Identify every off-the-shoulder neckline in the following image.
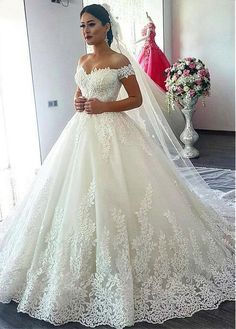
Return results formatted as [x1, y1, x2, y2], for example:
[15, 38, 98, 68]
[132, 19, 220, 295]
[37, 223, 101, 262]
[79, 64, 132, 76]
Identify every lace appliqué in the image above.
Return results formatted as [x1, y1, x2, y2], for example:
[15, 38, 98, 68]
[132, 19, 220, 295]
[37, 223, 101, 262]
[140, 23, 156, 67]
[0, 177, 53, 300]
[95, 112, 152, 161]
[0, 179, 234, 328]
[141, 22, 155, 37]
[75, 67, 121, 102]
[117, 64, 135, 80]
[132, 184, 156, 283]
[74, 112, 89, 146]
[94, 114, 114, 160]
[75, 65, 152, 161]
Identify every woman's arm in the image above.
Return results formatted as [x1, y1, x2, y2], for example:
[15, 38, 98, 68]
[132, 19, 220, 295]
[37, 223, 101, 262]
[74, 86, 82, 99]
[103, 74, 142, 112]
[74, 87, 87, 112]
[74, 55, 88, 112]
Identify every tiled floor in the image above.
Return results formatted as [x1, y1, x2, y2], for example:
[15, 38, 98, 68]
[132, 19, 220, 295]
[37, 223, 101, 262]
[191, 130, 235, 170]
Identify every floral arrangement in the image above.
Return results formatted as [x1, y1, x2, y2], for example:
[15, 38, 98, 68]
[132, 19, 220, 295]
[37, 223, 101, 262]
[164, 57, 211, 112]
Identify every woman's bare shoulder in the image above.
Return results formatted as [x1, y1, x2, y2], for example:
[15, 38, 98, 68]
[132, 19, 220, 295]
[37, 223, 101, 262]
[110, 52, 131, 68]
[78, 54, 91, 66]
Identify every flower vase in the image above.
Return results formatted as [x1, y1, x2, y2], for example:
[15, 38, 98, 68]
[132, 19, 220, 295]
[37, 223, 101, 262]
[179, 96, 199, 158]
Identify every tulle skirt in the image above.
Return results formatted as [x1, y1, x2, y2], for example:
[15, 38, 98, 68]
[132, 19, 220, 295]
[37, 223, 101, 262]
[0, 111, 234, 328]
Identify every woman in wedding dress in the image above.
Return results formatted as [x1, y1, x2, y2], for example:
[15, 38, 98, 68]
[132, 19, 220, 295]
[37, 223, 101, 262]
[0, 4, 234, 329]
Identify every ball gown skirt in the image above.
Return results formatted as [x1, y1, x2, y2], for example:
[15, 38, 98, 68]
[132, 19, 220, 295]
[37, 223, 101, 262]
[0, 64, 234, 329]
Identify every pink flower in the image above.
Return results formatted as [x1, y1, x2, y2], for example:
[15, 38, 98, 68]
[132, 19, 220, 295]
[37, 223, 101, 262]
[189, 90, 196, 97]
[177, 86, 184, 94]
[183, 69, 190, 76]
[189, 63, 196, 69]
[185, 57, 192, 61]
[196, 80, 202, 85]
[199, 69, 207, 77]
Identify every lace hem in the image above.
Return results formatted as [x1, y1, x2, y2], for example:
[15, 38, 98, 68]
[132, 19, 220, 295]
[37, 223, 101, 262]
[0, 181, 234, 328]
[3, 295, 235, 328]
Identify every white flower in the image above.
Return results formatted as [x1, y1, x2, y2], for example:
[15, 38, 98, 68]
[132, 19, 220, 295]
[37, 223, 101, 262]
[184, 76, 192, 83]
[176, 78, 182, 84]
[184, 86, 190, 92]
[177, 70, 182, 75]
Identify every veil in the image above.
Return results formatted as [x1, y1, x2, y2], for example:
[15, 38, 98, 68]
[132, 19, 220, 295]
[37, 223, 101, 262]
[102, 4, 235, 224]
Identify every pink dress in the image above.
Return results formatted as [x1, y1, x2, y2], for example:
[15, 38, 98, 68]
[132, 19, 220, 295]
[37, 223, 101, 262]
[138, 22, 170, 91]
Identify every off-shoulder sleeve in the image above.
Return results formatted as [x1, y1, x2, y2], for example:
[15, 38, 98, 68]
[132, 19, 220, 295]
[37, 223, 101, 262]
[117, 64, 135, 80]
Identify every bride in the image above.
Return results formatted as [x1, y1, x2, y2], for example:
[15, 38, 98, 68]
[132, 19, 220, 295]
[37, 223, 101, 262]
[0, 4, 234, 329]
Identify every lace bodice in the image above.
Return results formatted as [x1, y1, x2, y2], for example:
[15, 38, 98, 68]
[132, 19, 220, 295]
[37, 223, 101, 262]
[74, 64, 135, 102]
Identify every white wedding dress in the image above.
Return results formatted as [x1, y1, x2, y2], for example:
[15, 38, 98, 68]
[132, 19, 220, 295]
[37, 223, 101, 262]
[0, 63, 234, 329]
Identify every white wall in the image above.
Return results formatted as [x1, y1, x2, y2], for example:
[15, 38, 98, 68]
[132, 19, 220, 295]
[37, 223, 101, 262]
[171, 0, 235, 132]
[24, 0, 85, 161]
[163, 0, 172, 62]
[0, 0, 41, 202]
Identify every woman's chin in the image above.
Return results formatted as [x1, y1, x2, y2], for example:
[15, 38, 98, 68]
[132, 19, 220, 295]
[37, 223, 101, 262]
[86, 39, 94, 45]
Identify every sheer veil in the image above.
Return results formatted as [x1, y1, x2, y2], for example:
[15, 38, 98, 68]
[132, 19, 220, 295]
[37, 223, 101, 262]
[102, 4, 235, 225]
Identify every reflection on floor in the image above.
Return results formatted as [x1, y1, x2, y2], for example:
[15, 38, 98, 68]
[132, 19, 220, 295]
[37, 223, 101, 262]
[0, 129, 235, 329]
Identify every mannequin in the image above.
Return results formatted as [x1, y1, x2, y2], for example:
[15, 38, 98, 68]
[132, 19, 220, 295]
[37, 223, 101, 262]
[135, 12, 154, 44]
[136, 12, 170, 91]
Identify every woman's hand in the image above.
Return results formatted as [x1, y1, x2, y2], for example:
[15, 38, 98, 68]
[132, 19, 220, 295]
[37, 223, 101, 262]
[84, 98, 107, 114]
[74, 96, 87, 112]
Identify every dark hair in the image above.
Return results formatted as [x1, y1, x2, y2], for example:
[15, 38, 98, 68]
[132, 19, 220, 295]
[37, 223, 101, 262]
[80, 4, 113, 47]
